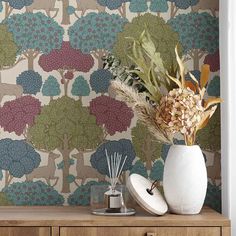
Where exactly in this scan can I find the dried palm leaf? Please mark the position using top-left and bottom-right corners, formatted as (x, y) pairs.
(200, 64), (210, 89)
(204, 97), (222, 110)
(175, 46), (186, 88)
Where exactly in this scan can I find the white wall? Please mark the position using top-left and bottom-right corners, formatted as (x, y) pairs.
(221, 0), (236, 234)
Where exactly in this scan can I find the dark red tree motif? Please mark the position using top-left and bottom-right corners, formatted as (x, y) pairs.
(38, 41), (94, 96)
(204, 49), (220, 72)
(0, 96), (41, 136)
(89, 95), (134, 136)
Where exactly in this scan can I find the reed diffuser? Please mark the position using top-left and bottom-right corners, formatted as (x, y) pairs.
(105, 149), (127, 213)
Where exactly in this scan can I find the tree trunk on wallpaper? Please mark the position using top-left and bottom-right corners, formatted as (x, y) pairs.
(25, 50), (39, 71)
(59, 135), (72, 193)
(118, 4), (127, 18)
(64, 80), (69, 96)
(28, 56), (34, 71)
(191, 49), (206, 70)
(5, 171), (13, 187)
(144, 135), (154, 171)
(61, 0), (70, 25)
(170, 2), (178, 18)
(4, 3), (13, 19)
(61, 150), (71, 193)
(93, 51), (108, 69)
(59, 70), (69, 96)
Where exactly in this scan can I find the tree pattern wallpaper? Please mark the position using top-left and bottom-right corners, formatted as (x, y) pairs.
(0, 0), (220, 211)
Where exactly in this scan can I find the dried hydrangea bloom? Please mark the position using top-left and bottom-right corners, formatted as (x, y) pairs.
(156, 88), (205, 136)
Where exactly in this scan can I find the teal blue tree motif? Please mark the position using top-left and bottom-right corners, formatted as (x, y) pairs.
(129, 160), (148, 178)
(2, 0), (33, 19)
(67, 6), (75, 15)
(42, 76), (61, 101)
(6, 12), (64, 70)
(90, 69), (113, 95)
(150, 0), (168, 16)
(149, 159), (164, 181)
(68, 12), (128, 68)
(204, 182), (221, 213)
(90, 139), (135, 183)
(71, 76), (90, 100)
(207, 76), (220, 97)
(0, 139), (41, 187)
(3, 181), (64, 205)
(129, 0), (148, 15)
(168, 0), (199, 18)
(16, 70), (42, 95)
(97, 0), (130, 17)
(68, 181), (109, 206)
(168, 12), (219, 70)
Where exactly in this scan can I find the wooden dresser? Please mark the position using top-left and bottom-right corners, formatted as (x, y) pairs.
(0, 207), (230, 236)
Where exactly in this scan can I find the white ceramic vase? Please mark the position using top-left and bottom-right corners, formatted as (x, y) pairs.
(163, 145), (207, 215)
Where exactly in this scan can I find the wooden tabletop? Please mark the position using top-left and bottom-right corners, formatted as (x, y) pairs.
(0, 206), (230, 227)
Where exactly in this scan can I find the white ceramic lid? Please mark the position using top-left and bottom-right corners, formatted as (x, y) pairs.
(127, 174), (168, 216)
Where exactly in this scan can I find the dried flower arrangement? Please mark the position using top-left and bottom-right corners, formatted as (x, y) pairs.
(104, 30), (221, 146)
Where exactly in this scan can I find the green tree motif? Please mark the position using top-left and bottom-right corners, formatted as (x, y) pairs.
(168, 0), (199, 18)
(0, 192), (13, 206)
(129, 0), (148, 15)
(196, 107), (221, 153)
(150, 0), (168, 16)
(0, 24), (18, 81)
(71, 76), (90, 100)
(168, 12), (219, 70)
(69, 12), (128, 68)
(6, 12), (64, 70)
(196, 107), (221, 190)
(42, 76), (61, 101)
(113, 13), (182, 75)
(131, 121), (162, 170)
(28, 97), (103, 193)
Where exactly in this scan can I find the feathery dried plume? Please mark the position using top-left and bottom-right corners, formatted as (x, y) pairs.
(111, 80), (143, 105)
(111, 81), (173, 144)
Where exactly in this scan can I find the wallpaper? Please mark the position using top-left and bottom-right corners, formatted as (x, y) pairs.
(0, 0), (220, 211)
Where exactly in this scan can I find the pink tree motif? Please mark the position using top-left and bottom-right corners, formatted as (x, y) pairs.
(38, 41), (94, 96)
(204, 49), (220, 72)
(89, 95), (134, 136)
(0, 96), (41, 136)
